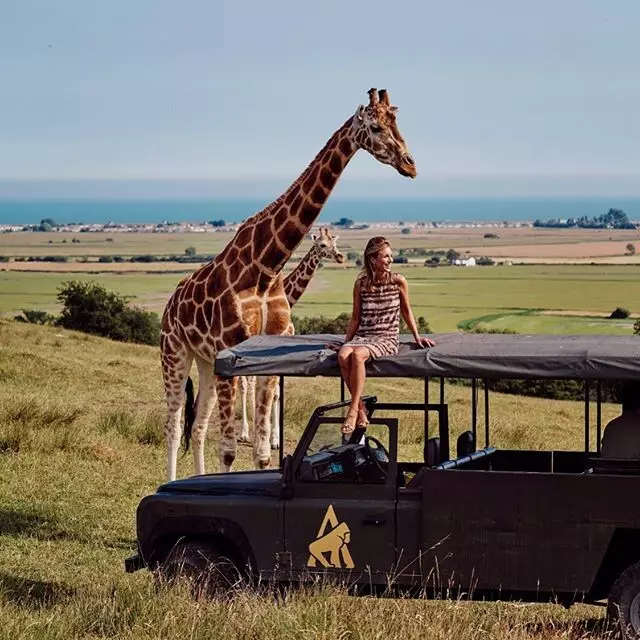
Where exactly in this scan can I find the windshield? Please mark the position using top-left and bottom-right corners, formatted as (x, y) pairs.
(305, 422), (344, 456)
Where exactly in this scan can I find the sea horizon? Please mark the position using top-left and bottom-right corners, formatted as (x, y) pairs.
(1, 195), (640, 226)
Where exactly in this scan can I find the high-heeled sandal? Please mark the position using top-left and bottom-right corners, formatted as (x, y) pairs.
(341, 407), (359, 434)
(357, 407), (370, 428)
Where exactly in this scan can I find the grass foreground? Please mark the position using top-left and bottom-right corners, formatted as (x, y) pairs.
(0, 320), (622, 639)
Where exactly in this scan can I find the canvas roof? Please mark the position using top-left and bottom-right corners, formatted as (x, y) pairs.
(214, 333), (640, 380)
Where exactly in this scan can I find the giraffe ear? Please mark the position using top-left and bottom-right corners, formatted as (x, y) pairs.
(333, 234), (339, 242)
(355, 105), (365, 121)
(389, 106), (398, 113)
(311, 234), (318, 242)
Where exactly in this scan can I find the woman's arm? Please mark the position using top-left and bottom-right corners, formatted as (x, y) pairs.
(397, 275), (435, 348)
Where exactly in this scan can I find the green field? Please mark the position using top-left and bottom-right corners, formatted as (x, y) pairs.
(2, 264), (638, 334)
(0, 320), (620, 638)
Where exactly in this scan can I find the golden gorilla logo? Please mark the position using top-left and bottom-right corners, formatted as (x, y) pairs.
(307, 504), (354, 569)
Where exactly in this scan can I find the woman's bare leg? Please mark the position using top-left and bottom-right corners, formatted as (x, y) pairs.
(346, 347), (371, 429)
(338, 346), (367, 412)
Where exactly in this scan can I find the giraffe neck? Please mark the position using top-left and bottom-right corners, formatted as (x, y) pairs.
(235, 117), (357, 278)
(283, 244), (322, 306)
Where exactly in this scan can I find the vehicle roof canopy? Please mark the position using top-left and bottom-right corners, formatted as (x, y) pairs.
(214, 333), (640, 381)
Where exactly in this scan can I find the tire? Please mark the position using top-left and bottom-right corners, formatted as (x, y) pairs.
(608, 562), (640, 639)
(157, 540), (243, 598)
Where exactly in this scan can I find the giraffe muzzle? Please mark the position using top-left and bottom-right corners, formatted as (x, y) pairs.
(397, 154), (417, 178)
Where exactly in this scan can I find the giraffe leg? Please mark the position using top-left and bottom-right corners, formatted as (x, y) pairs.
(254, 375), (279, 468)
(249, 375), (256, 437)
(162, 350), (194, 482)
(270, 379), (280, 450)
(190, 356), (218, 476)
(216, 375), (239, 472)
(239, 376), (251, 443)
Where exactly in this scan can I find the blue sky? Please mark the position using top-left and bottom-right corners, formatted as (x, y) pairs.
(1, 0), (639, 197)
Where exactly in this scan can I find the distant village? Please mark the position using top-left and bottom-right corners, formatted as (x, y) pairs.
(0, 217), (532, 235)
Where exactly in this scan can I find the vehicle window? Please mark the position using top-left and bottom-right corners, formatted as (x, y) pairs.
(299, 421), (391, 484)
(305, 422), (343, 456)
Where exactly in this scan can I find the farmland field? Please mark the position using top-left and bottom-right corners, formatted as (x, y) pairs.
(1, 226), (639, 267)
(2, 263), (638, 335)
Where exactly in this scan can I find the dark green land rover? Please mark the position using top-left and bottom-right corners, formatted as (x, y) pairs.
(126, 334), (640, 639)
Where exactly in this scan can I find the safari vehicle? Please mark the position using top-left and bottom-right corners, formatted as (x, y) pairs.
(126, 333), (640, 637)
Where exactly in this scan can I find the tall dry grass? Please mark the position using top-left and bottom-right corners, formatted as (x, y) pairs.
(0, 319), (619, 638)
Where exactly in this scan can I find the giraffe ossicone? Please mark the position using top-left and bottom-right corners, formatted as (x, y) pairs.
(161, 88), (417, 481)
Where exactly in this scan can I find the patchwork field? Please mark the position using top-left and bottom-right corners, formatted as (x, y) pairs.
(1, 226), (638, 337)
(1, 225), (639, 262)
(5, 263), (638, 335)
(0, 320), (621, 638)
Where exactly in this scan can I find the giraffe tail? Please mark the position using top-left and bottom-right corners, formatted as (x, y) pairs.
(183, 376), (196, 453)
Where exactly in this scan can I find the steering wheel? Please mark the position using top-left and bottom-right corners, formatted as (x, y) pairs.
(364, 435), (390, 476)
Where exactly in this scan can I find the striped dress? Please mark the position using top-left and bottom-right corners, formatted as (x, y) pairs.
(342, 274), (401, 359)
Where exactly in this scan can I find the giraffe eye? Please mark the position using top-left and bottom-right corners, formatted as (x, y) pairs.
(371, 125), (382, 134)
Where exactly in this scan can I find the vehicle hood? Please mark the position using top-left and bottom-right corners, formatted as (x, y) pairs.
(156, 469), (283, 497)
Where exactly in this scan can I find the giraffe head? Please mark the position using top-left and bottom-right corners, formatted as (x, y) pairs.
(311, 227), (344, 264)
(351, 88), (417, 178)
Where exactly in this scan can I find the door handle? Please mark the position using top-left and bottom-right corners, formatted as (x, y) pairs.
(362, 515), (386, 526)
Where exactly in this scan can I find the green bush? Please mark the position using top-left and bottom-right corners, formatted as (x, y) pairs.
(291, 313), (431, 336)
(610, 307), (630, 319)
(56, 281), (161, 346)
(16, 309), (57, 325)
(292, 313), (351, 335)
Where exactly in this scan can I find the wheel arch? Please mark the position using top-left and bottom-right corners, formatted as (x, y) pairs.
(141, 516), (257, 577)
(589, 528), (640, 601)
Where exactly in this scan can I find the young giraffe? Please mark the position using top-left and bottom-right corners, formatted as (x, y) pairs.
(161, 88), (417, 481)
(238, 227), (344, 445)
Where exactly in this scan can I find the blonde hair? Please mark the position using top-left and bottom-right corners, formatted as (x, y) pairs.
(360, 236), (392, 290)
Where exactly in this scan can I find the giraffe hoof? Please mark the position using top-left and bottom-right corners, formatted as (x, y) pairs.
(238, 436), (251, 444)
(270, 443), (280, 451)
(257, 459), (270, 470)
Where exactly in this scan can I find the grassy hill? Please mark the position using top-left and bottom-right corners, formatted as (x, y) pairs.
(0, 320), (618, 638)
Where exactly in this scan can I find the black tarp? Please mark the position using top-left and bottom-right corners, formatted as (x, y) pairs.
(214, 333), (640, 380)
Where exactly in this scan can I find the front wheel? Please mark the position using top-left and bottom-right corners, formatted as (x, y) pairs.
(608, 562), (640, 639)
(156, 540), (243, 598)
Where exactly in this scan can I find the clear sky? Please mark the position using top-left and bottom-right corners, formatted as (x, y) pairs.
(1, 0), (639, 197)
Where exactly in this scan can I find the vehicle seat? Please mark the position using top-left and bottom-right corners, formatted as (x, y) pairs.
(424, 437), (440, 467)
(456, 431), (476, 457)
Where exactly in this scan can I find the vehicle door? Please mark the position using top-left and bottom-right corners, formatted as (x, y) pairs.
(283, 417), (398, 584)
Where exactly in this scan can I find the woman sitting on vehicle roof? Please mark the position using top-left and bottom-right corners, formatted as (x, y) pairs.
(328, 236), (435, 434)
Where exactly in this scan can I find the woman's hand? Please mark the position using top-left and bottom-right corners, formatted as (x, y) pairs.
(415, 336), (436, 349)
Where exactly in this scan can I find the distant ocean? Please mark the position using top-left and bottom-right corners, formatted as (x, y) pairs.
(1, 197), (640, 226)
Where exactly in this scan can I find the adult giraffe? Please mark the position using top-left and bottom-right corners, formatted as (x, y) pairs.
(161, 88), (416, 481)
(238, 227), (344, 446)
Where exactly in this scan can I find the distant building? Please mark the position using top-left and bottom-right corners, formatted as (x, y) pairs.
(453, 257), (477, 267)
